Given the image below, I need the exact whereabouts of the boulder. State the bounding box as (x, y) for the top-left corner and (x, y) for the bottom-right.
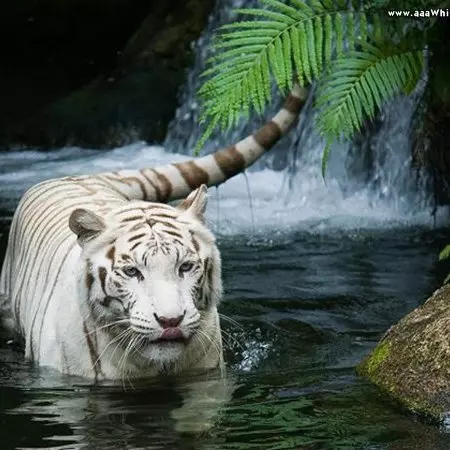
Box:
(358, 283), (450, 420)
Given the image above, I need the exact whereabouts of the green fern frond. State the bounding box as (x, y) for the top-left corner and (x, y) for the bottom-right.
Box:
(314, 16), (323, 74)
(359, 11), (368, 43)
(324, 14), (333, 67)
(335, 13), (344, 57)
(298, 22), (312, 83)
(195, 0), (377, 153)
(322, 140), (332, 178)
(220, 20), (286, 31)
(439, 245), (450, 261)
(347, 12), (355, 51)
(315, 44), (424, 148)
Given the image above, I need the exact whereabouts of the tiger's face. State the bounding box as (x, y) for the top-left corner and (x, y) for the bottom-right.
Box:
(69, 185), (222, 367)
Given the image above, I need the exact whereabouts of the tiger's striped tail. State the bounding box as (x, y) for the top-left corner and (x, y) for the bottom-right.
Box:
(94, 84), (309, 202)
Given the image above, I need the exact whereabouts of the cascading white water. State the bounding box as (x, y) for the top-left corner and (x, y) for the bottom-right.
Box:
(0, 0), (442, 233)
(163, 0), (436, 230)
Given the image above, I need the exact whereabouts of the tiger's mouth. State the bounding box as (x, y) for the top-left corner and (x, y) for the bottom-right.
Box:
(155, 327), (188, 344)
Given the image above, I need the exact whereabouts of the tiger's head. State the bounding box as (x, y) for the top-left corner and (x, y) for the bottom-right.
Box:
(68, 185), (222, 369)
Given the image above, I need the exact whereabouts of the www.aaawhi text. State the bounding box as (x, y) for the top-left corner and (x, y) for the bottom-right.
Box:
(387, 8), (449, 17)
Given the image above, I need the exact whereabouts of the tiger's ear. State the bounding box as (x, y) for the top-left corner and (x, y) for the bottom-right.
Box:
(177, 184), (208, 222)
(69, 208), (106, 246)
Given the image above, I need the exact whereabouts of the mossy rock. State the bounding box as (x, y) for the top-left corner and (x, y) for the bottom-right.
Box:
(358, 283), (450, 420)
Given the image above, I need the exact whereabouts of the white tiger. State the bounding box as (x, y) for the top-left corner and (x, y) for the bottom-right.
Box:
(0, 84), (308, 380)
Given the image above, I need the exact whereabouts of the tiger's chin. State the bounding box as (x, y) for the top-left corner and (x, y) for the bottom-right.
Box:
(136, 339), (187, 365)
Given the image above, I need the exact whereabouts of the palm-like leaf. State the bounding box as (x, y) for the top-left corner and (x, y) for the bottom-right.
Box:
(316, 44), (424, 173)
(195, 0), (429, 163)
(196, 0), (372, 153)
(317, 45), (424, 135)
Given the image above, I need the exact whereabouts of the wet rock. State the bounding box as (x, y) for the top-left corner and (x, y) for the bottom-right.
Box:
(358, 283), (450, 420)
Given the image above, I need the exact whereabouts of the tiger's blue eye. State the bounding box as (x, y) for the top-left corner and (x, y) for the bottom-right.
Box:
(179, 261), (194, 275)
(123, 266), (140, 278)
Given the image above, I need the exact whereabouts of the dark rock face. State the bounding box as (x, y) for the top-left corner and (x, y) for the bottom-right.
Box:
(0, 0), (214, 149)
(411, 19), (450, 208)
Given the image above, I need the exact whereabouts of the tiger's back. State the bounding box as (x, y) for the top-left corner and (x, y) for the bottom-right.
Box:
(1, 177), (125, 360)
(0, 84), (308, 378)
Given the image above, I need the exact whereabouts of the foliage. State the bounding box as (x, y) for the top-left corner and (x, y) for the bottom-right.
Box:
(439, 245), (450, 284)
(194, 0), (437, 173)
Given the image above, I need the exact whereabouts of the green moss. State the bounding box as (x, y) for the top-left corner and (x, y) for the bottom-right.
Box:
(365, 341), (391, 375)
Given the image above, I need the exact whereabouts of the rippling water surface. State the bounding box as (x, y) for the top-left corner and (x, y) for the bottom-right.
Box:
(1, 145), (450, 449)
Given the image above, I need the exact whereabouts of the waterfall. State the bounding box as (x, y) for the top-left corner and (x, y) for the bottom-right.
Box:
(0, 0), (440, 233)
(164, 0), (435, 228)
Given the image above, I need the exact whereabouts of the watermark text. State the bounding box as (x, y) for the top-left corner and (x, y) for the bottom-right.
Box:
(387, 8), (449, 18)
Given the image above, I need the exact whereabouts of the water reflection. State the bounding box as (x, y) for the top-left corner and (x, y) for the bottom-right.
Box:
(2, 198), (450, 448)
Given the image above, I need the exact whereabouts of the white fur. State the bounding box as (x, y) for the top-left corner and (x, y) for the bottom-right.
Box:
(0, 182), (223, 380)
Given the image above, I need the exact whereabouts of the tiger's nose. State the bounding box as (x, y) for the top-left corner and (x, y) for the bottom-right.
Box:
(153, 312), (185, 329)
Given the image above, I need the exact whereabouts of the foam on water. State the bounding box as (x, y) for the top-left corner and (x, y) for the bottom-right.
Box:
(0, 140), (441, 234)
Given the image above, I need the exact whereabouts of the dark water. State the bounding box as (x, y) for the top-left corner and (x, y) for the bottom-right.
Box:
(2, 205), (450, 449)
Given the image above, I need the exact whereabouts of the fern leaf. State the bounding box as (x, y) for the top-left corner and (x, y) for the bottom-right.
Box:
(217, 29), (280, 41)
(196, 0), (384, 151)
(268, 42), (280, 89)
(403, 51), (424, 94)
(324, 14), (333, 68)
(290, 26), (304, 87)
(274, 35), (287, 90)
(322, 141), (332, 178)
(194, 113), (221, 156)
(249, 68), (262, 115)
(260, 0), (305, 20)
(282, 29), (293, 89)
(346, 92), (361, 131)
(214, 37), (273, 49)
(306, 19), (318, 78)
(314, 16), (323, 75)
(350, 88), (363, 127)
(347, 12), (355, 51)
(201, 54), (256, 76)
(253, 67), (264, 113)
(220, 20), (287, 31)
(241, 78), (250, 118)
(199, 68), (251, 91)
(359, 11), (368, 44)
(235, 8), (295, 24)
(226, 88), (236, 130)
(211, 44), (270, 62)
(310, 0), (325, 11)
(387, 56), (404, 86)
(373, 14), (383, 44)
(365, 69), (383, 109)
(439, 245), (450, 261)
(289, 0), (314, 16)
(298, 22), (312, 83)
(260, 51), (272, 102)
(316, 46), (424, 146)
(359, 77), (376, 118)
(335, 13), (344, 57)
(374, 63), (395, 97)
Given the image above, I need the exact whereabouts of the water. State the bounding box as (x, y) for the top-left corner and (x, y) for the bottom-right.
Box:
(1, 144), (450, 449)
(1, 0), (450, 448)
